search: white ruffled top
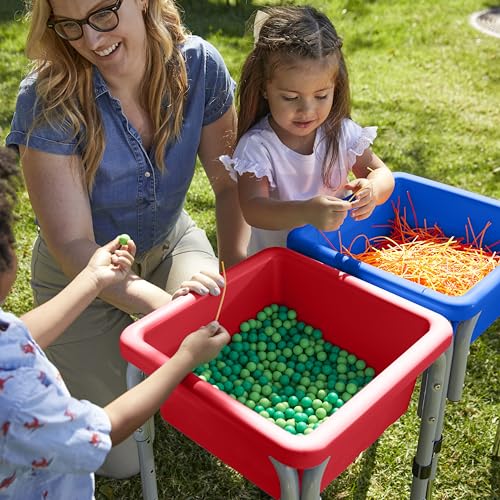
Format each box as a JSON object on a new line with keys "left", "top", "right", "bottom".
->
{"left": 220, "top": 115, "right": 377, "bottom": 255}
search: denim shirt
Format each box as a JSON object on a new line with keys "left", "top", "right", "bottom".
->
{"left": 6, "top": 36, "right": 235, "bottom": 258}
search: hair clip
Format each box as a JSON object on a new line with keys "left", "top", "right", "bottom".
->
{"left": 253, "top": 10, "right": 270, "bottom": 46}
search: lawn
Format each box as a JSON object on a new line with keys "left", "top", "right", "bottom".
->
{"left": 0, "top": 1, "right": 498, "bottom": 499}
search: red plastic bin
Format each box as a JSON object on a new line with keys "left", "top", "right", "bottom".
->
{"left": 120, "top": 248, "right": 452, "bottom": 499}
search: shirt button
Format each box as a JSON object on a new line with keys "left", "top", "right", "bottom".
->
{"left": 144, "top": 171, "right": 151, "bottom": 178}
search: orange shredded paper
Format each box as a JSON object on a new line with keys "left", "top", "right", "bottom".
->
{"left": 337, "top": 193, "right": 500, "bottom": 296}
{"left": 215, "top": 261, "right": 227, "bottom": 321}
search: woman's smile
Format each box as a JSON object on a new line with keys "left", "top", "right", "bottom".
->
{"left": 94, "top": 41, "right": 121, "bottom": 58}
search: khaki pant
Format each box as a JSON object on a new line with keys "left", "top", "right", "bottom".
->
{"left": 31, "top": 211, "right": 217, "bottom": 478}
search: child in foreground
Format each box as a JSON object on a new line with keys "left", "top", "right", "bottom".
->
{"left": 220, "top": 6, "right": 395, "bottom": 255}
{"left": 0, "top": 147, "right": 230, "bottom": 499}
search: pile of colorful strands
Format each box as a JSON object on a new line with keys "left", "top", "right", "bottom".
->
{"left": 335, "top": 194, "right": 499, "bottom": 296}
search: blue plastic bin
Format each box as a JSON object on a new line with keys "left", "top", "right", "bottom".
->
{"left": 287, "top": 172, "right": 500, "bottom": 342}
{"left": 287, "top": 172, "right": 499, "bottom": 497}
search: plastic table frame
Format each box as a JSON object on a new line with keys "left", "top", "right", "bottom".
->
{"left": 121, "top": 248, "right": 452, "bottom": 500}
{"left": 126, "top": 355, "right": 448, "bottom": 500}
{"left": 286, "top": 172, "right": 500, "bottom": 499}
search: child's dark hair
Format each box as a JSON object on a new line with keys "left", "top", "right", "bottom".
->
{"left": 0, "top": 147, "right": 20, "bottom": 272}
{"left": 238, "top": 6, "right": 350, "bottom": 188}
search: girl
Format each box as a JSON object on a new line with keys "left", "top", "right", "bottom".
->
{"left": 220, "top": 6, "right": 394, "bottom": 255}
{"left": 0, "top": 147, "right": 230, "bottom": 499}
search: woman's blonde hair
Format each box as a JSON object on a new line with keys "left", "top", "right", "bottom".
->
{"left": 238, "top": 6, "right": 350, "bottom": 189}
{"left": 24, "top": 0, "right": 188, "bottom": 191}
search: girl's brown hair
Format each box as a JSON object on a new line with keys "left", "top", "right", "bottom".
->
{"left": 237, "top": 6, "right": 350, "bottom": 188}
{"left": 24, "top": 0, "right": 188, "bottom": 191}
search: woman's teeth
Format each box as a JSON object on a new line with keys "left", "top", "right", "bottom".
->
{"left": 95, "top": 43, "right": 119, "bottom": 57}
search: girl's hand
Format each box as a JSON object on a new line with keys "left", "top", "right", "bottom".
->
{"left": 172, "top": 269, "right": 226, "bottom": 300}
{"left": 86, "top": 237, "right": 136, "bottom": 289}
{"left": 305, "top": 195, "right": 352, "bottom": 231}
{"left": 344, "top": 179, "right": 376, "bottom": 221}
{"left": 176, "top": 321, "right": 231, "bottom": 367}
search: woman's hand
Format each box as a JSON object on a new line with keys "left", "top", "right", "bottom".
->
{"left": 171, "top": 269, "right": 226, "bottom": 299}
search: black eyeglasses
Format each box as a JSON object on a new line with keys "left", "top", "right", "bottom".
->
{"left": 47, "top": 0, "right": 123, "bottom": 41}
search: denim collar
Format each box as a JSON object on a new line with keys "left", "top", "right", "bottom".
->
{"left": 92, "top": 67, "right": 110, "bottom": 99}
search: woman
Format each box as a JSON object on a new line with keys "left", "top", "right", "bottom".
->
{"left": 6, "top": 0, "right": 248, "bottom": 478}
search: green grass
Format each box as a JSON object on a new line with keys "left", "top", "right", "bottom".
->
{"left": 1, "top": 1, "right": 499, "bottom": 499}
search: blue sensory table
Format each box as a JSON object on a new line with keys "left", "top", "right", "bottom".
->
{"left": 287, "top": 172, "right": 500, "bottom": 499}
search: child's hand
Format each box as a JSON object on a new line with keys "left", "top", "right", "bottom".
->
{"left": 86, "top": 237, "right": 136, "bottom": 288}
{"left": 176, "top": 321, "right": 230, "bottom": 367}
{"left": 344, "top": 179, "right": 376, "bottom": 221}
{"left": 305, "top": 195, "right": 352, "bottom": 231}
{"left": 172, "top": 269, "right": 225, "bottom": 299}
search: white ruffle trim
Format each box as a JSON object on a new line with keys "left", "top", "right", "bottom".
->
{"left": 219, "top": 155, "right": 238, "bottom": 182}
{"left": 219, "top": 155, "right": 276, "bottom": 189}
{"left": 347, "top": 126, "right": 378, "bottom": 165}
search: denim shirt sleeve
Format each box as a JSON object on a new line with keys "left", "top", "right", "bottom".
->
{"left": 198, "top": 38, "right": 236, "bottom": 126}
{"left": 5, "top": 75, "right": 79, "bottom": 155}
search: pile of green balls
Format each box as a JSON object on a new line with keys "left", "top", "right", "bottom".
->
{"left": 193, "top": 304, "right": 375, "bottom": 435}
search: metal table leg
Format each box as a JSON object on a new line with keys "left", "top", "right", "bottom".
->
{"left": 270, "top": 456, "right": 330, "bottom": 500}
{"left": 447, "top": 314, "right": 480, "bottom": 402}
{"left": 301, "top": 458, "right": 330, "bottom": 500}
{"left": 126, "top": 363, "right": 158, "bottom": 500}
{"left": 423, "top": 343, "right": 453, "bottom": 500}
{"left": 424, "top": 314, "right": 480, "bottom": 499}
{"left": 410, "top": 352, "right": 447, "bottom": 500}
{"left": 270, "top": 457, "right": 300, "bottom": 500}
{"left": 417, "top": 369, "right": 429, "bottom": 419}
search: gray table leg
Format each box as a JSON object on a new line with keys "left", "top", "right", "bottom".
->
{"left": 410, "top": 352, "right": 447, "bottom": 500}
{"left": 301, "top": 457, "right": 330, "bottom": 500}
{"left": 270, "top": 456, "right": 330, "bottom": 500}
{"left": 126, "top": 363, "right": 158, "bottom": 500}
{"left": 447, "top": 314, "right": 480, "bottom": 402}
{"left": 424, "top": 343, "right": 454, "bottom": 500}
{"left": 423, "top": 314, "right": 481, "bottom": 499}
{"left": 270, "top": 457, "right": 300, "bottom": 500}
{"left": 417, "top": 369, "right": 429, "bottom": 419}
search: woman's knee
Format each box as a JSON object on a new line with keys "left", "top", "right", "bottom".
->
{"left": 96, "top": 436, "right": 140, "bottom": 479}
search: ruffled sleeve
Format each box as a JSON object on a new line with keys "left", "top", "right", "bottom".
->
{"left": 341, "top": 119, "right": 378, "bottom": 170}
{"left": 218, "top": 132, "right": 276, "bottom": 188}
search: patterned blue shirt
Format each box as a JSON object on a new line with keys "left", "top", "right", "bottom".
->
{"left": 6, "top": 36, "right": 235, "bottom": 258}
{"left": 0, "top": 309, "right": 111, "bottom": 499}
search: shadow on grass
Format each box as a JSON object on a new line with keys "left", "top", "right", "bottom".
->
{"left": 177, "top": 0, "right": 385, "bottom": 47}
{"left": 0, "top": 0, "right": 257, "bottom": 31}
{"left": 490, "top": 455, "right": 499, "bottom": 500}
{"left": 96, "top": 417, "right": 381, "bottom": 499}
{"left": 96, "top": 415, "right": 271, "bottom": 500}
{"left": 353, "top": 439, "right": 379, "bottom": 500}
{"left": 0, "top": 0, "right": 24, "bottom": 23}
{"left": 178, "top": 0, "right": 259, "bottom": 38}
